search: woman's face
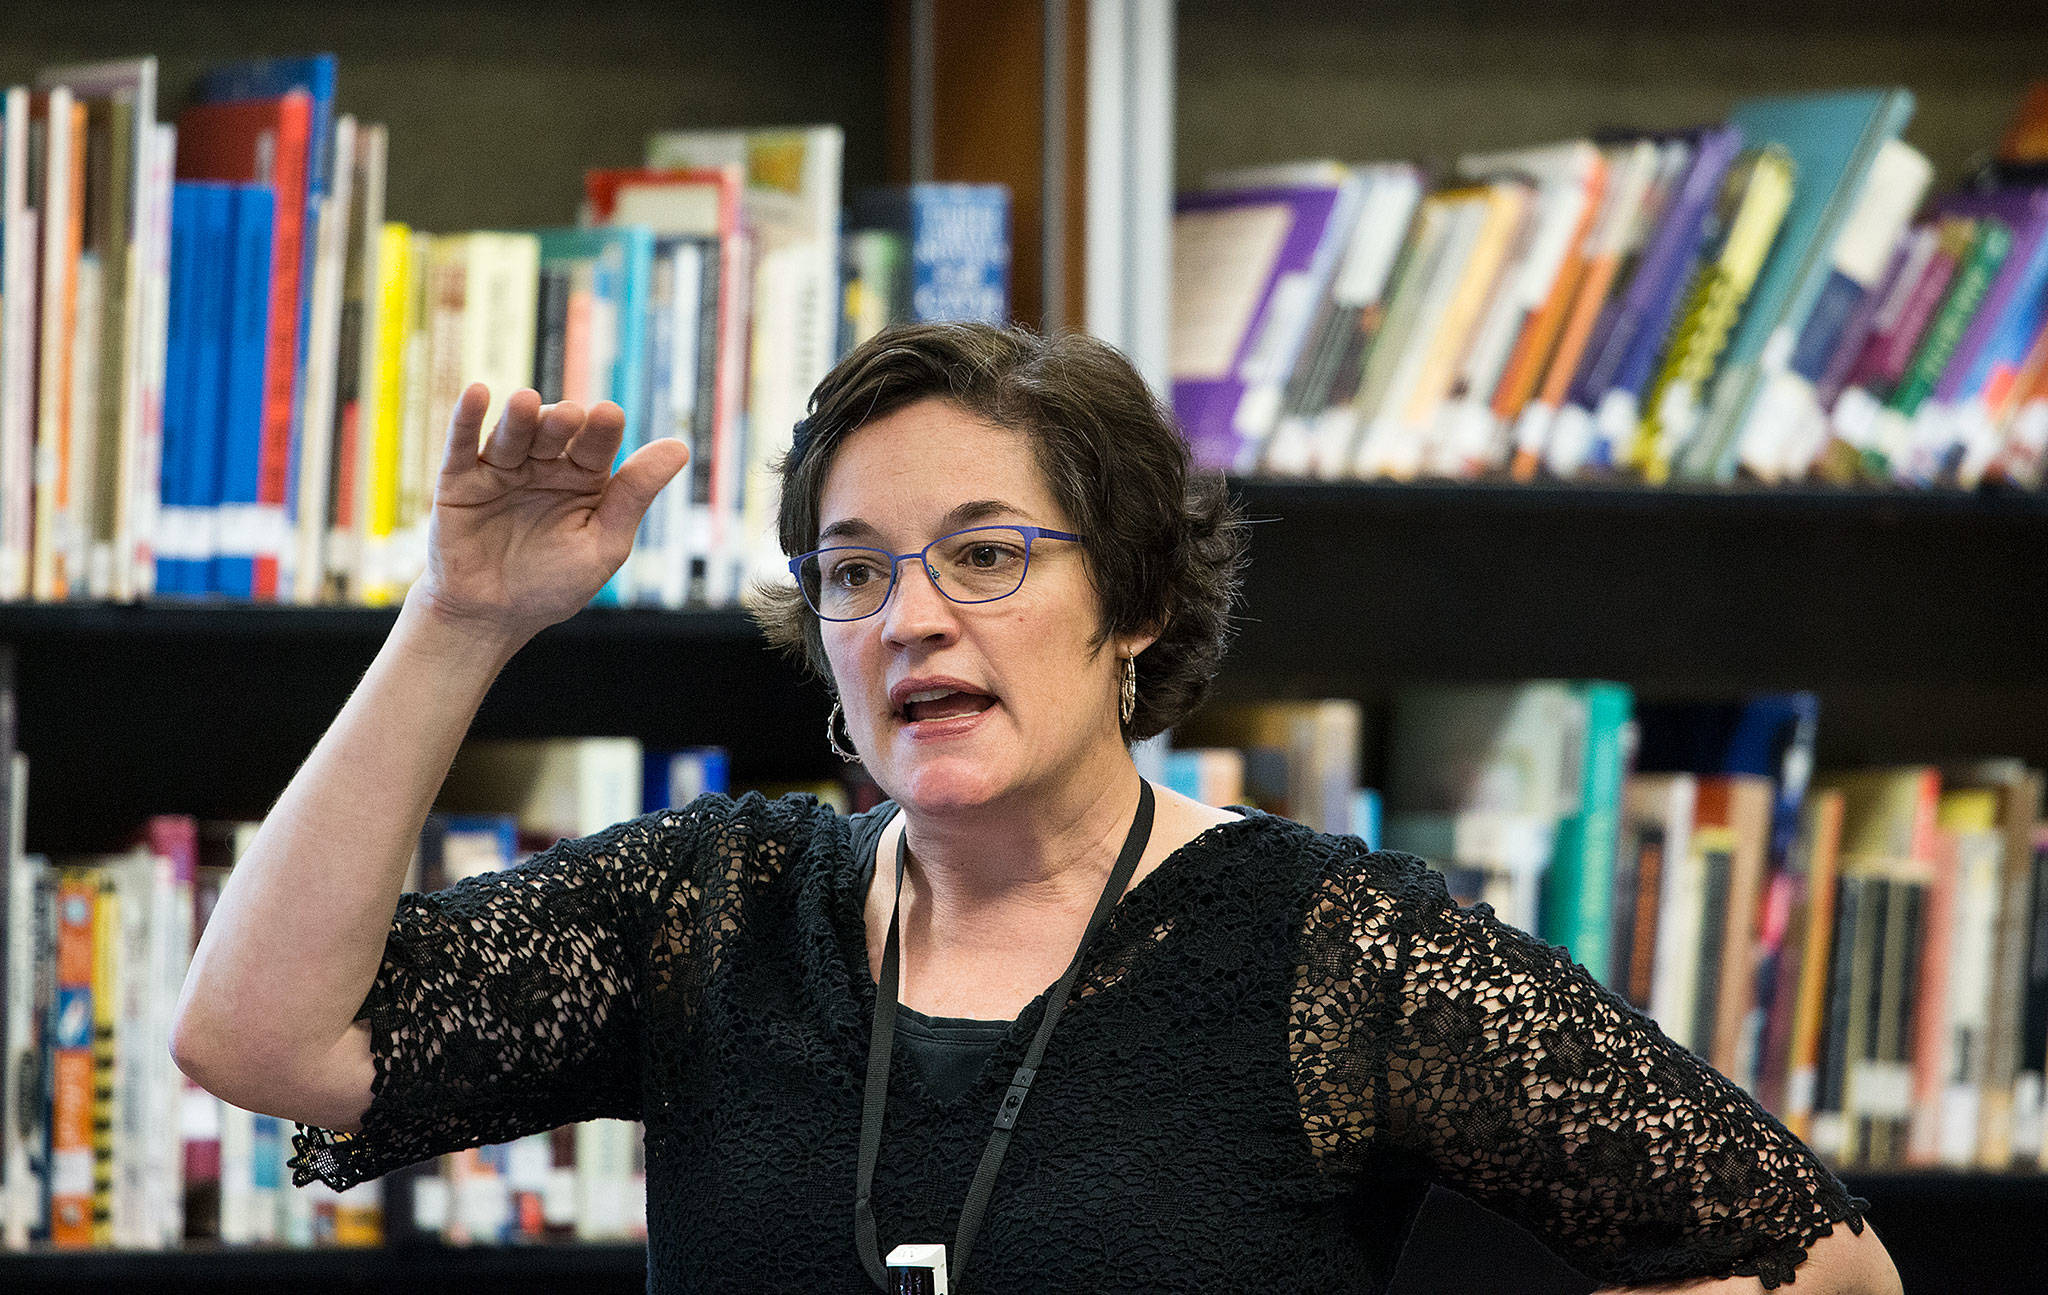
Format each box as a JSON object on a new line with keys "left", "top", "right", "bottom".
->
{"left": 815, "top": 397, "right": 1139, "bottom": 816}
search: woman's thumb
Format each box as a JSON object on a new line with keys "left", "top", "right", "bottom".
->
{"left": 592, "top": 438, "right": 693, "bottom": 539}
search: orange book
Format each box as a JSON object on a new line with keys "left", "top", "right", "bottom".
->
{"left": 1782, "top": 788, "right": 1845, "bottom": 1142}
{"left": 1489, "top": 155, "right": 1609, "bottom": 423}
{"left": 1695, "top": 775, "right": 1776, "bottom": 1084}
{"left": 49, "top": 870, "right": 97, "bottom": 1248}
{"left": 1904, "top": 827, "right": 1960, "bottom": 1166}
{"left": 1510, "top": 140, "right": 1663, "bottom": 481}
{"left": 1997, "top": 81, "right": 2048, "bottom": 163}
{"left": 29, "top": 92, "right": 88, "bottom": 599}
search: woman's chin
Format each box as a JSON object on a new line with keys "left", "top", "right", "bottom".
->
{"left": 884, "top": 758, "right": 1009, "bottom": 814}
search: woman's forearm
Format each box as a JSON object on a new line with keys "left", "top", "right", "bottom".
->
{"left": 169, "top": 584, "right": 528, "bottom": 1110}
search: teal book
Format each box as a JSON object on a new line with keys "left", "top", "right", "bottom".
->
{"left": 533, "top": 227, "right": 656, "bottom": 606}
{"left": 1538, "top": 681, "right": 1634, "bottom": 987}
{"left": 1676, "top": 88, "right": 1915, "bottom": 482}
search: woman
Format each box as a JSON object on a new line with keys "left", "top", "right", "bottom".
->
{"left": 173, "top": 323, "right": 1900, "bottom": 1293}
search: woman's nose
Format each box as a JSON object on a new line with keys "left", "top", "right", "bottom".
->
{"left": 880, "top": 556, "right": 959, "bottom": 643}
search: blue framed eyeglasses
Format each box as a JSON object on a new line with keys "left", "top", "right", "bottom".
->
{"left": 789, "top": 524, "right": 1084, "bottom": 622}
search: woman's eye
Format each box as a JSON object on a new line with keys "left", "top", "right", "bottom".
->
{"left": 960, "top": 543, "right": 1022, "bottom": 568}
{"left": 832, "top": 561, "right": 878, "bottom": 588}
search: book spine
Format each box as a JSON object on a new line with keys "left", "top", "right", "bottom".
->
{"left": 213, "top": 185, "right": 277, "bottom": 598}
{"left": 1539, "top": 682, "right": 1631, "bottom": 985}
{"left": 250, "top": 93, "right": 311, "bottom": 601}
{"left": 48, "top": 870, "right": 94, "bottom": 1247}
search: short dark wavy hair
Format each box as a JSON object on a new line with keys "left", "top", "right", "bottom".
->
{"left": 750, "top": 321, "right": 1245, "bottom": 742}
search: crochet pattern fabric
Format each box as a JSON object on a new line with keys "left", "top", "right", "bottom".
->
{"left": 290, "top": 792, "right": 1868, "bottom": 1292}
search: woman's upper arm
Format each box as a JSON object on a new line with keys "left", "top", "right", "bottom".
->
{"left": 289, "top": 802, "right": 718, "bottom": 1189}
{"left": 1293, "top": 846, "right": 1872, "bottom": 1291}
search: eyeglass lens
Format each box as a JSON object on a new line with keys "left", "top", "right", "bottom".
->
{"left": 800, "top": 527, "right": 1035, "bottom": 620}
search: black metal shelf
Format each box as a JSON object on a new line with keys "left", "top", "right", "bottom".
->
{"left": 7, "top": 481, "right": 2048, "bottom": 851}
{"left": 0, "top": 1171, "right": 2035, "bottom": 1294}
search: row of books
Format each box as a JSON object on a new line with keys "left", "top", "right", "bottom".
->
{"left": 0, "top": 693, "right": 741, "bottom": 1250}
{"left": 0, "top": 52, "right": 1012, "bottom": 611}
{"left": 1172, "top": 81, "right": 2048, "bottom": 492}
{"left": 1159, "top": 689, "right": 2048, "bottom": 1175}
{"left": 5, "top": 701, "right": 2041, "bottom": 1250}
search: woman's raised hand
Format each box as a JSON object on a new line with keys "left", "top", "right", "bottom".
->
{"left": 413, "top": 383, "right": 691, "bottom": 640}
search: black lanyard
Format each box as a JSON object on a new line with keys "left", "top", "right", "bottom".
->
{"left": 855, "top": 779, "right": 1156, "bottom": 1291}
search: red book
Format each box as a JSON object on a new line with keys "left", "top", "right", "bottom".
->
{"left": 173, "top": 91, "right": 311, "bottom": 600}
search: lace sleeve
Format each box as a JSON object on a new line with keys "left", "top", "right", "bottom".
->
{"left": 1294, "top": 846, "right": 1870, "bottom": 1291}
{"left": 289, "top": 808, "right": 695, "bottom": 1191}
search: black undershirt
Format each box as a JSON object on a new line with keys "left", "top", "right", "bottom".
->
{"left": 851, "top": 804, "right": 1013, "bottom": 1104}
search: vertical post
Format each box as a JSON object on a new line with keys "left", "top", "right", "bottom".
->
{"left": 1128, "top": 0, "right": 1173, "bottom": 396}
{"left": 1085, "top": 0, "right": 1128, "bottom": 350}
{"left": 1041, "top": 0, "right": 1069, "bottom": 333}
{"left": 909, "top": 0, "right": 936, "bottom": 184}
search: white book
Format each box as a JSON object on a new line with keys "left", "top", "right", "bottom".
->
{"left": 335, "top": 123, "right": 388, "bottom": 602}
{"left": 1353, "top": 198, "right": 1487, "bottom": 478}
{"left": 30, "top": 84, "right": 73, "bottom": 598}
{"left": 124, "top": 121, "right": 175, "bottom": 602}
{"left": 36, "top": 59, "right": 158, "bottom": 603}
{"left": 647, "top": 127, "right": 842, "bottom": 588}
{"left": 289, "top": 115, "right": 357, "bottom": 605}
{"left": 0, "top": 88, "right": 34, "bottom": 601}
{"left": 1442, "top": 141, "right": 1603, "bottom": 476}
{"left": 1738, "top": 138, "right": 1932, "bottom": 483}
{"left": 1514, "top": 139, "right": 1661, "bottom": 474}
{"left": 1645, "top": 775, "right": 1702, "bottom": 1052}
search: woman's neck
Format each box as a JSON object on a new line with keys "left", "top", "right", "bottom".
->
{"left": 888, "top": 756, "right": 1149, "bottom": 955}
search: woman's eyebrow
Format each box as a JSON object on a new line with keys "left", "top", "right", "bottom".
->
{"left": 817, "top": 500, "right": 1031, "bottom": 546}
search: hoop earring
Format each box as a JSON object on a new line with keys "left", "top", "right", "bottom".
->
{"left": 827, "top": 699, "right": 861, "bottom": 763}
{"left": 1120, "top": 654, "right": 1137, "bottom": 726}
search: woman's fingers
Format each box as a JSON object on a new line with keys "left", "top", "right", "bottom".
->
{"left": 592, "top": 438, "right": 692, "bottom": 545}
{"left": 476, "top": 388, "right": 544, "bottom": 469}
{"left": 563, "top": 400, "right": 629, "bottom": 472}
{"left": 527, "top": 399, "right": 584, "bottom": 462}
{"left": 438, "top": 383, "right": 493, "bottom": 475}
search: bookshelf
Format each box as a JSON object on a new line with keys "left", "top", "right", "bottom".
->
{"left": 4, "top": 0, "right": 2047, "bottom": 1290}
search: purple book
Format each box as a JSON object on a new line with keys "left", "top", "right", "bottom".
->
{"left": 1814, "top": 229, "right": 1920, "bottom": 410}
{"left": 1929, "top": 187, "right": 2048, "bottom": 403}
{"left": 1604, "top": 128, "right": 1746, "bottom": 405}
{"left": 1171, "top": 184, "right": 1346, "bottom": 472}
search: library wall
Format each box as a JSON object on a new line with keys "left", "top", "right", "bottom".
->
{"left": 1178, "top": 0, "right": 2047, "bottom": 187}
{"left": 0, "top": 0, "right": 890, "bottom": 232}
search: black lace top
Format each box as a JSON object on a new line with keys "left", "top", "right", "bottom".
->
{"left": 289, "top": 792, "right": 1869, "bottom": 1293}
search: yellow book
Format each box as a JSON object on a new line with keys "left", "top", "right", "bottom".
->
{"left": 361, "top": 221, "right": 414, "bottom": 606}
{"left": 89, "top": 873, "right": 119, "bottom": 1246}
{"left": 1632, "top": 147, "right": 1796, "bottom": 483}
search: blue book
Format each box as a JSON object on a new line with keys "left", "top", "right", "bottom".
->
{"left": 194, "top": 55, "right": 339, "bottom": 598}
{"left": 157, "top": 185, "right": 205, "bottom": 596}
{"left": 212, "top": 186, "right": 277, "bottom": 598}
{"left": 644, "top": 747, "right": 730, "bottom": 812}
{"left": 533, "top": 227, "right": 656, "bottom": 607}
{"left": 854, "top": 183, "right": 1011, "bottom": 324}
{"left": 179, "top": 186, "right": 237, "bottom": 597}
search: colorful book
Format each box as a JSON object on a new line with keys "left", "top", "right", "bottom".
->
{"left": 212, "top": 184, "right": 277, "bottom": 599}
{"left": 1171, "top": 180, "right": 1355, "bottom": 473}
{"left": 1537, "top": 681, "right": 1634, "bottom": 987}
{"left": 851, "top": 183, "right": 1011, "bottom": 325}
{"left": 533, "top": 228, "right": 650, "bottom": 606}
{"left": 175, "top": 90, "right": 312, "bottom": 600}
{"left": 1260, "top": 164, "right": 1425, "bottom": 477}
{"left": 1633, "top": 147, "right": 1796, "bottom": 482}
{"left": 1572, "top": 127, "right": 1744, "bottom": 475}
{"left": 1675, "top": 87, "right": 1916, "bottom": 483}
{"left": 1508, "top": 138, "right": 1662, "bottom": 480}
